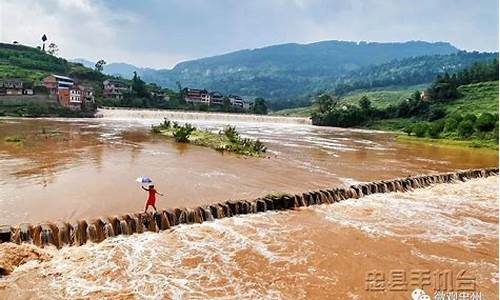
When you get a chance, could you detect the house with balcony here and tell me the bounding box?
[228,95,244,107]
[103,79,130,100]
[42,75,94,111]
[0,78,34,96]
[209,91,224,105]
[183,88,210,105]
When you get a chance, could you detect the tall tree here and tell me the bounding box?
[131,71,148,98]
[359,95,372,112]
[41,34,47,51]
[315,94,337,114]
[253,98,268,115]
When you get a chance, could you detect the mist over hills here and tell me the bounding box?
[70,58,154,79]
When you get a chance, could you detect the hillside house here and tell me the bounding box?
[420,90,431,101]
[42,75,94,110]
[103,80,130,99]
[43,75,74,94]
[183,87,249,108]
[228,95,244,107]
[183,88,210,105]
[242,101,251,110]
[209,91,224,105]
[0,79,34,96]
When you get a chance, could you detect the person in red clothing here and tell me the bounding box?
[142,185,163,212]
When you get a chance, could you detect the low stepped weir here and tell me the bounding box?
[0,168,497,248]
[97,107,312,125]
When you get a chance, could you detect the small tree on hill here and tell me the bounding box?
[315,94,337,114]
[457,120,475,138]
[475,113,496,132]
[95,60,106,73]
[359,95,372,117]
[47,43,59,56]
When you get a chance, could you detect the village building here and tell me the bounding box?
[228,95,244,107]
[0,78,34,96]
[242,101,252,110]
[151,90,170,101]
[183,88,210,105]
[103,79,129,99]
[420,90,431,101]
[42,75,74,94]
[209,91,224,105]
[42,75,94,111]
[183,87,249,108]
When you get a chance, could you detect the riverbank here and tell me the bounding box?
[0,99,95,118]
[396,134,499,150]
[363,118,499,150]
[275,81,499,150]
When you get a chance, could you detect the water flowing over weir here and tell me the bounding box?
[0,168,497,249]
[97,107,312,124]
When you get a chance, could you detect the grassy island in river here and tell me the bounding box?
[151,119,267,157]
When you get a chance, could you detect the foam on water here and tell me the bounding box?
[318,176,499,247]
[1,212,319,299]
[0,177,497,299]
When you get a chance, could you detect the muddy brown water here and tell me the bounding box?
[0,112,498,299]
[0,177,497,299]
[0,116,497,225]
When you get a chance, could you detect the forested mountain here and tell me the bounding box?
[332,51,498,95]
[140,40,458,100]
[68,40,496,109]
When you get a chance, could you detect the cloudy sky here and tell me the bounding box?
[0,0,498,68]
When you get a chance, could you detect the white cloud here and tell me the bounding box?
[1,0,498,69]
[0,0,183,68]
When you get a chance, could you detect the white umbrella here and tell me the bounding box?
[136,176,153,185]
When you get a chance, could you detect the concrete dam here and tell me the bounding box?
[0,168,497,249]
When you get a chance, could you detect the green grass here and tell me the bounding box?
[152,123,267,157]
[271,106,314,117]
[339,84,426,109]
[439,81,499,116]
[364,81,499,149]
[397,135,498,150]
[272,85,425,117]
[0,63,49,82]
[368,81,499,131]
[4,135,24,145]
[363,118,416,131]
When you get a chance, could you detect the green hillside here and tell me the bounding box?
[270,106,314,117]
[332,51,497,95]
[366,81,499,149]
[272,85,424,116]
[369,81,498,127]
[443,81,499,115]
[340,85,427,108]
[275,78,498,149]
[142,40,460,104]
[0,43,106,84]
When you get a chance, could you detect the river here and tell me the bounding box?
[0,109,498,299]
